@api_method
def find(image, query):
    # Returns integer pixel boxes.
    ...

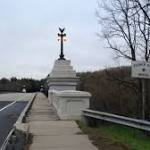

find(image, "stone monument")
[47,28,91,120]
[47,28,79,91]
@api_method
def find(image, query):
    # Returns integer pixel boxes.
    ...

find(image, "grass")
[77,121,150,150]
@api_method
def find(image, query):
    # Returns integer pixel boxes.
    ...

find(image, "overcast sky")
[0,0,126,79]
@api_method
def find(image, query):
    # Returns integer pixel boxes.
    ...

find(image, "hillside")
[77,66,150,120]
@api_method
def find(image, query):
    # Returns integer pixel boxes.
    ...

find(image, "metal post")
[60,35,64,59]
[141,79,146,120]
[58,28,66,60]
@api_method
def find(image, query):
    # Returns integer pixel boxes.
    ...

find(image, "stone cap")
[55,90,91,98]
[49,59,77,78]
[54,59,71,65]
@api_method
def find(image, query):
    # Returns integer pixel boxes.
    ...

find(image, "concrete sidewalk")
[28,93,98,150]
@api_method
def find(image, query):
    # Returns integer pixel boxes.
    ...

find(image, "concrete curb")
[15,93,37,124]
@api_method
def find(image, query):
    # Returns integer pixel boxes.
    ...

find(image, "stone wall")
[49,90,91,120]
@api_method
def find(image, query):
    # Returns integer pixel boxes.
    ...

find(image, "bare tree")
[133,0,150,26]
[97,0,150,61]
[97,0,150,119]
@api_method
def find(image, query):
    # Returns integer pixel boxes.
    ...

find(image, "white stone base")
[48,78,78,91]
[48,90,91,120]
[47,59,79,91]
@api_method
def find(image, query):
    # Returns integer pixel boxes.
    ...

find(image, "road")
[0,101,12,109]
[0,93,35,101]
[0,93,35,148]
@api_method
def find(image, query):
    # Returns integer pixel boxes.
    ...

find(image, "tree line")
[1,66,150,120]
[0,77,47,93]
[77,66,150,120]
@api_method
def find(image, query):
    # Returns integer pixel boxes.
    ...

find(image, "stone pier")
[47,58,91,120]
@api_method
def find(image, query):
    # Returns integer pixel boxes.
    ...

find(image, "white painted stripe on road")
[0,101,16,112]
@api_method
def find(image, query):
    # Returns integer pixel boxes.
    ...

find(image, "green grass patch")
[77,121,150,150]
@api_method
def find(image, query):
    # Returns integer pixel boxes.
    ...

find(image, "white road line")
[0,101,16,112]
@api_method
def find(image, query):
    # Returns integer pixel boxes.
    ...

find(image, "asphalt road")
[0,101,12,109]
[0,101,27,147]
[0,93,35,148]
[0,93,35,101]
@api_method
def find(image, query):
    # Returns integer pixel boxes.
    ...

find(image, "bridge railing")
[83,109,150,132]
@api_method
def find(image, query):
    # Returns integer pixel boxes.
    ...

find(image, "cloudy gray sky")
[0,0,125,79]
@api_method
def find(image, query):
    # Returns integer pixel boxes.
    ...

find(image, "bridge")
[1,29,150,150]
[0,28,97,149]
[26,93,97,150]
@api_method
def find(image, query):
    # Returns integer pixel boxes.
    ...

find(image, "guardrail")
[83,109,150,132]
[0,128,15,150]
[0,93,37,150]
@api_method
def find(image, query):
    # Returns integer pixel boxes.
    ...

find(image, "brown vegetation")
[77,66,150,120]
